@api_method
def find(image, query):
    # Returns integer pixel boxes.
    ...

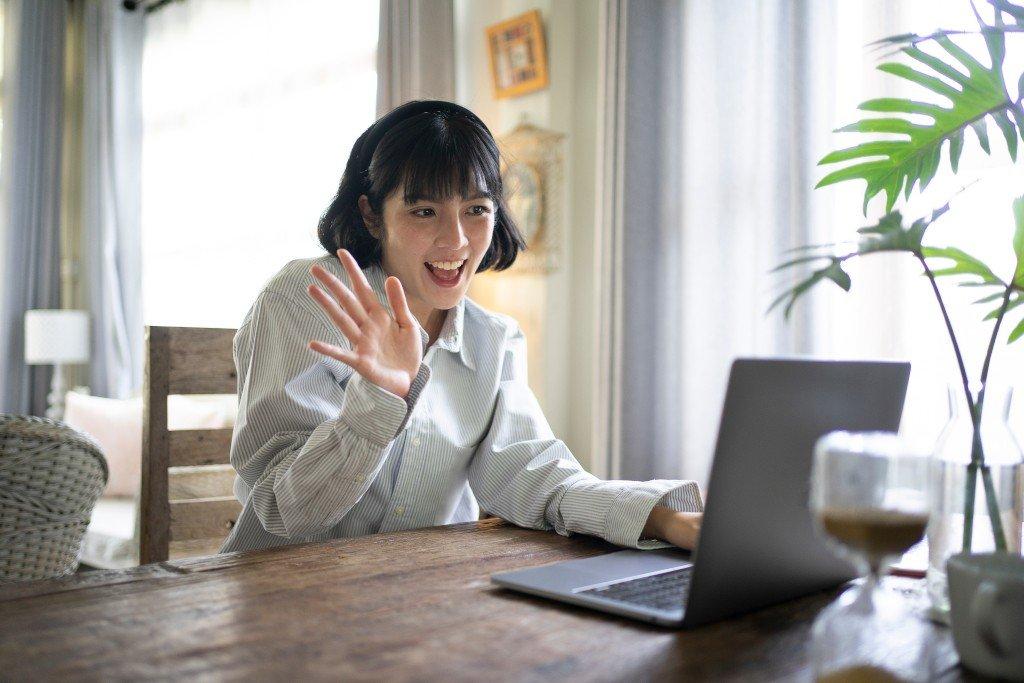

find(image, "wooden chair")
[140,326,242,565]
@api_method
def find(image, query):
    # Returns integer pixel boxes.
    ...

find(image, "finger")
[311,264,367,324]
[308,340,359,368]
[337,249,379,313]
[307,284,362,343]
[384,276,415,328]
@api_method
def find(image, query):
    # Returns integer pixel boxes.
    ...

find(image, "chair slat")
[170,497,242,543]
[168,428,233,467]
[166,327,237,395]
[168,465,236,500]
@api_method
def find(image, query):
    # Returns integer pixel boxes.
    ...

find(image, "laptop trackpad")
[492,549,692,594]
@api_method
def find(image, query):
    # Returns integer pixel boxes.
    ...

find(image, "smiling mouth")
[424,259,466,287]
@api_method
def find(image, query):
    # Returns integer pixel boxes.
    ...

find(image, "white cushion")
[63,390,237,498]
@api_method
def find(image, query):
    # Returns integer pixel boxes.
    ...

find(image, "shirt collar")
[364,262,474,371]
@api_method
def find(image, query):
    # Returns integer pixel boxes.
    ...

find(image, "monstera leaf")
[769,205,948,318]
[817,28,1018,214]
[923,194,1024,343]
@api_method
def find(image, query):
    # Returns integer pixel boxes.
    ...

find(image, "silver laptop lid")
[681,357,911,627]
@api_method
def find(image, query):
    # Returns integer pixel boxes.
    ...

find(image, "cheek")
[471,222,495,254]
[386,223,432,258]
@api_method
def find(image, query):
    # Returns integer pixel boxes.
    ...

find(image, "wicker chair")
[0,414,108,583]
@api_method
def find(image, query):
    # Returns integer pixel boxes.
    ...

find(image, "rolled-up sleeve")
[230,288,430,540]
[467,324,703,550]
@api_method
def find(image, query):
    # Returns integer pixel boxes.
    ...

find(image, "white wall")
[453,0,600,469]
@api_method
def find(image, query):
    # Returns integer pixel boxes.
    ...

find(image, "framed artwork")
[497,120,565,273]
[485,10,549,100]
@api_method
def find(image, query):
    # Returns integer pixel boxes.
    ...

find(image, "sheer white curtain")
[597,0,1022,486]
[376,0,454,115]
[141,0,380,329]
[80,0,145,399]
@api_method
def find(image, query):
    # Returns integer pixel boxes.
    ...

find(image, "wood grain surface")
[0,519,974,682]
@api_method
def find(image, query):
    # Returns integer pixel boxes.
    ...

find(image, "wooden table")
[0,519,977,681]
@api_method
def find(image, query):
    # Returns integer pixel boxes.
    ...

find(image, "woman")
[219,100,703,555]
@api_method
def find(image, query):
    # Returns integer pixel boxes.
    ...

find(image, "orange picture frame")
[485,10,549,100]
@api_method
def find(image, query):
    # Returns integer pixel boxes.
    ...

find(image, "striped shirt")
[218,255,703,554]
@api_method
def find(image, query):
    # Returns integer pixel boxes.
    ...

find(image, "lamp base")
[45,364,66,422]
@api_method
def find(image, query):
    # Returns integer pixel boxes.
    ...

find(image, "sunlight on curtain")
[141,0,379,328]
[813,1,1024,449]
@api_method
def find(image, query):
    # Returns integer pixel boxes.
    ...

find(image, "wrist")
[642,505,672,541]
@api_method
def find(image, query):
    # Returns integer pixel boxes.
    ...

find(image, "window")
[141,0,380,328]
[819,1,1024,441]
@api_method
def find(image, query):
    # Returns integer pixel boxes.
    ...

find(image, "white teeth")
[428,259,465,271]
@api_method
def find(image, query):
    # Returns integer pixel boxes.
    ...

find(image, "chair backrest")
[140,326,241,565]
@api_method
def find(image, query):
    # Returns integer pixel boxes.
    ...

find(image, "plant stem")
[917,254,975,415]
[963,461,978,550]
[972,283,1015,551]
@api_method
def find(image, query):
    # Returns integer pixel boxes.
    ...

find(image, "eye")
[469,205,492,216]
[411,208,435,217]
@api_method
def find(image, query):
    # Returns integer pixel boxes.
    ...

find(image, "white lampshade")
[24,309,90,364]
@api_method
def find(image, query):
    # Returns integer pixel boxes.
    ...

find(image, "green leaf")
[972,119,992,154]
[770,210,941,320]
[924,246,1005,285]
[817,34,1013,214]
[768,258,854,320]
[992,109,1019,160]
[974,291,1006,304]
[1008,317,1024,343]
[984,293,1024,319]
[824,261,853,291]
[949,129,965,172]
[1013,194,1024,285]
[989,1,1024,25]
[858,98,949,117]
[770,254,836,273]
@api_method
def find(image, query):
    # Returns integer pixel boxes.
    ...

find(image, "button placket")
[387,375,432,530]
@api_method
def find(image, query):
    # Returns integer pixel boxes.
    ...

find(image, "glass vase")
[926,385,1024,619]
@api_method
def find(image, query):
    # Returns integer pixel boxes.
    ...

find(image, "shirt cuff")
[337,363,432,446]
[607,480,704,550]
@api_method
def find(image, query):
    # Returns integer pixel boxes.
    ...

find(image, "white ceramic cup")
[947,552,1024,681]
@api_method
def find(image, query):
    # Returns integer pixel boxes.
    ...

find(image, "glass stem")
[853,567,879,614]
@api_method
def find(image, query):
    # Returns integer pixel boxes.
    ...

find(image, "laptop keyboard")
[577,566,692,612]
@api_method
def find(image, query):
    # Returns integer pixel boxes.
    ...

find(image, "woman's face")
[358,188,495,323]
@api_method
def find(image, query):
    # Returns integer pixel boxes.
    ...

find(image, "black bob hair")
[317,102,526,272]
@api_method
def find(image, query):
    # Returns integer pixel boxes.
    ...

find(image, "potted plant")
[771,0,1024,616]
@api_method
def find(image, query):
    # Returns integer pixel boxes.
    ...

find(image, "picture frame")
[497,120,565,273]
[485,10,549,100]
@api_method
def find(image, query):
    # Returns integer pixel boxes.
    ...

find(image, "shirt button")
[412,437,421,447]
[354,474,364,483]
[394,506,405,516]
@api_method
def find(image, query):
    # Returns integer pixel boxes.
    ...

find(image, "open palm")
[306,249,422,398]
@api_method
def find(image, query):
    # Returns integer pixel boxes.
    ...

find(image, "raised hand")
[306,249,422,398]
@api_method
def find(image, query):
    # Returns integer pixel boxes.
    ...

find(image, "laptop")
[491,358,911,627]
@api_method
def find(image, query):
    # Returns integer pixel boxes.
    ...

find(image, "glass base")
[812,578,938,682]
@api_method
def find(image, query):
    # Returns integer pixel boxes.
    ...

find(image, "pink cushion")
[63,391,237,498]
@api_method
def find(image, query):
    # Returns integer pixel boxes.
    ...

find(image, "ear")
[357,194,382,239]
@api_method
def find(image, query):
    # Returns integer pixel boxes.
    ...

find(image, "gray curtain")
[79,0,144,399]
[376,0,455,116]
[595,0,840,483]
[0,0,67,416]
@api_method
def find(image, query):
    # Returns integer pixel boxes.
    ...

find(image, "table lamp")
[24,309,90,421]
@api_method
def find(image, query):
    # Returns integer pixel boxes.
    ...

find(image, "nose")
[435,212,469,251]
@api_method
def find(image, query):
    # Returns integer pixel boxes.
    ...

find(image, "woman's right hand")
[306,249,423,398]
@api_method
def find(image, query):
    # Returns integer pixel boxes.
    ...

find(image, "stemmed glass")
[809,431,934,682]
